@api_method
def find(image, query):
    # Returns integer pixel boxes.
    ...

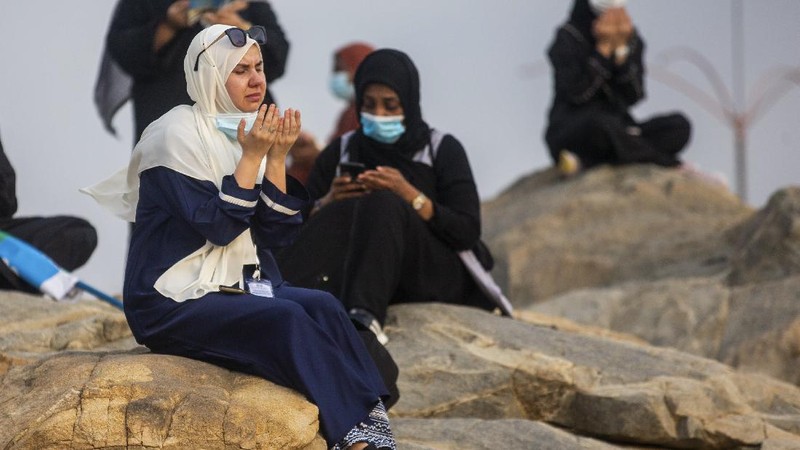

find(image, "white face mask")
[215,112,259,140]
[589,0,627,14]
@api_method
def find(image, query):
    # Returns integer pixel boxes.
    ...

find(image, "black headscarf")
[568,0,600,44]
[350,49,431,164]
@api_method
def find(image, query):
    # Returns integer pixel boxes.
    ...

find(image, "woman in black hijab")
[544,0,692,176]
[277,49,509,345]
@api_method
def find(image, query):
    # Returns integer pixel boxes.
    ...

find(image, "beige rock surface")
[0,350,325,449]
[482,166,751,305]
[509,174,800,385]
[0,291,135,376]
[386,303,800,449]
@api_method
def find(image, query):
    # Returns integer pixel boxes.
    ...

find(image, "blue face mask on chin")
[215,112,258,140]
[360,112,405,144]
[330,71,355,101]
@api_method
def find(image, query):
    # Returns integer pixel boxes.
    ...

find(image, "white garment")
[82,24,266,302]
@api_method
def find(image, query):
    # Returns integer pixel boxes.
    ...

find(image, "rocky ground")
[483,166,800,387]
[2,164,799,449]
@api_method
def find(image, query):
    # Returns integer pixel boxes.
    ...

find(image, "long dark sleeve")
[549,26,613,106]
[609,32,645,107]
[426,135,481,250]
[251,176,308,251]
[141,167,258,247]
[548,26,645,110]
[106,0,173,80]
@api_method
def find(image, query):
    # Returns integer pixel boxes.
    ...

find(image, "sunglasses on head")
[193,25,268,71]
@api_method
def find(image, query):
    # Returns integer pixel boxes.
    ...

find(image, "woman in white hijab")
[83,24,395,450]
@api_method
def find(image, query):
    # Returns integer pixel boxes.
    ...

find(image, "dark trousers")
[277,191,493,325]
[133,285,387,447]
[0,216,97,292]
[547,112,691,169]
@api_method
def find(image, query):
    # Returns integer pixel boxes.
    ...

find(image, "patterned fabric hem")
[332,400,396,450]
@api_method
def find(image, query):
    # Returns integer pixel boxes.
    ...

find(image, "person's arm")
[0,137,17,219]
[240,1,290,83]
[548,26,614,106]
[106,0,189,79]
[425,135,482,250]
[251,176,308,251]
[141,145,306,252]
[141,167,259,247]
[153,0,190,53]
[594,8,643,107]
[609,31,645,107]
[239,107,307,250]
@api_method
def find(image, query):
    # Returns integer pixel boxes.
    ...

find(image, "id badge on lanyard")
[243,263,274,298]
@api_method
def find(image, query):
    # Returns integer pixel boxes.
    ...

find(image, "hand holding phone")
[190,0,227,10]
[338,162,366,181]
[188,0,228,25]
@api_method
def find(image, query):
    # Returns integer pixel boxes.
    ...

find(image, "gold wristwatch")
[411,192,427,211]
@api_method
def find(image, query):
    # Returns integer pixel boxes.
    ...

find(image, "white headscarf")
[82,24,266,302]
[589,0,627,14]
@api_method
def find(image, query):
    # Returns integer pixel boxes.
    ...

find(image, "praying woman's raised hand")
[263,108,302,193]
[592,7,633,58]
[269,108,302,160]
[233,104,279,189]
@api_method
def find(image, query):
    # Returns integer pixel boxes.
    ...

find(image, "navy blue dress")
[123,166,388,446]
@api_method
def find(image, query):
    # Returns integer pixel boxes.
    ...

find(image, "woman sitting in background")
[544,0,691,176]
[277,48,511,345]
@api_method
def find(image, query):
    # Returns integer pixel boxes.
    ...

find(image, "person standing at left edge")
[97,0,290,142]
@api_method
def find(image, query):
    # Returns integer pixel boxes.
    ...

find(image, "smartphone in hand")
[190,0,227,10]
[337,162,366,181]
[188,0,228,25]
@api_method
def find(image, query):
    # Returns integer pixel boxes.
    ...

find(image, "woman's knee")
[360,190,406,213]
[653,112,692,154]
[354,191,411,228]
[273,301,315,335]
[279,285,346,314]
[66,218,98,251]
[672,113,692,147]
[307,289,347,316]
